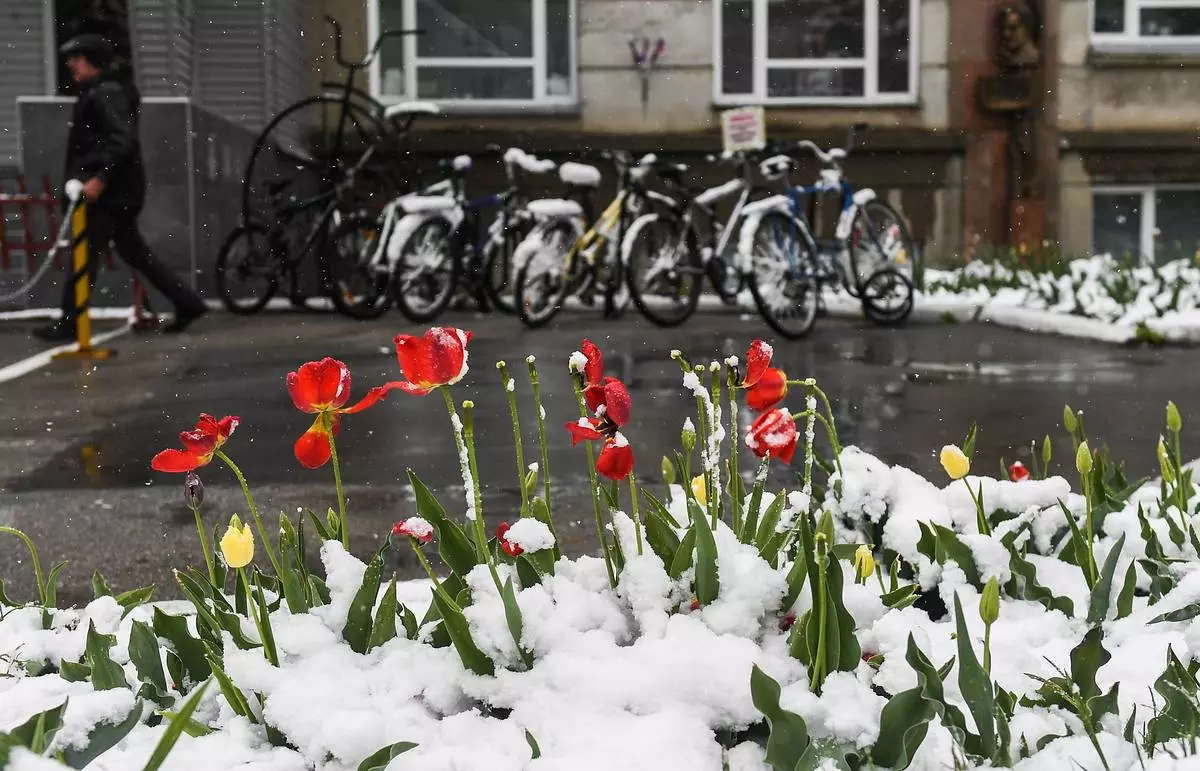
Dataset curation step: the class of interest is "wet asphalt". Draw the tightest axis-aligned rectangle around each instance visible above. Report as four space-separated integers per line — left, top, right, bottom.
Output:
1 308 1198 606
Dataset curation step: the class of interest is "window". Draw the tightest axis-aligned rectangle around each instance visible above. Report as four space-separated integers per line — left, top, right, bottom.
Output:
1092 186 1200 263
715 0 918 105
369 0 576 107
1092 0 1200 42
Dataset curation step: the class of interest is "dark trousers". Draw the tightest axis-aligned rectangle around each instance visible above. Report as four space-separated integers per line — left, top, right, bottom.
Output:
59 202 205 325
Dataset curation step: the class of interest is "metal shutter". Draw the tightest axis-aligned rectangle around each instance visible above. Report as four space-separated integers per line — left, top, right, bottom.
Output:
195 0 268 130
0 0 50 168
129 0 196 96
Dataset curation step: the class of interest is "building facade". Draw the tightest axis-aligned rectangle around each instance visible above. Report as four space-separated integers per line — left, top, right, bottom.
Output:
2 0 1199 265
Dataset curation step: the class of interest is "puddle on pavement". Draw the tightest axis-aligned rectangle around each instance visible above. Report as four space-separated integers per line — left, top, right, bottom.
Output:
903 361 1138 385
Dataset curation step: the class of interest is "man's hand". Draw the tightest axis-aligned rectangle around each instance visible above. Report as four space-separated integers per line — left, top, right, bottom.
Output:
82 177 104 203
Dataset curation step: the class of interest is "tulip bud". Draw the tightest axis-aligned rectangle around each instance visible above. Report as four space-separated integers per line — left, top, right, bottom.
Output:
853 545 875 582
814 531 828 558
220 514 254 569
681 418 696 454
691 475 708 507
523 464 539 497
1168 401 1183 433
1159 437 1176 484
1042 435 1052 472
661 456 676 485
979 576 1000 625
817 510 835 545
1063 405 1078 434
940 445 971 480
1076 440 1092 475
184 471 204 510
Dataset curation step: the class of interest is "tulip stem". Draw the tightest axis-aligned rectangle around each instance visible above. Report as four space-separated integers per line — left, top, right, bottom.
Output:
497 363 529 519
0 526 46 606
571 376 617 589
726 365 741 534
460 399 506 592
190 506 215 584
963 479 991 536
811 538 829 694
526 357 558 556
983 621 993 675
239 568 278 666
215 451 282 577
628 472 644 556
325 423 350 551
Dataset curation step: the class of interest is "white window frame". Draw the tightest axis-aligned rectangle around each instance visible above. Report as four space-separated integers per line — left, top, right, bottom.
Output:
367 0 578 109
1092 183 1200 264
713 0 920 107
1090 0 1200 50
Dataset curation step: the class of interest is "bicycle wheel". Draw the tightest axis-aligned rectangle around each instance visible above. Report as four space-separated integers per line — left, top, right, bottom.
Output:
392 217 460 322
482 218 533 315
625 212 703 327
515 218 580 328
323 214 392 320
215 223 279 315
241 95 388 227
849 200 917 285
747 211 820 340
861 268 915 326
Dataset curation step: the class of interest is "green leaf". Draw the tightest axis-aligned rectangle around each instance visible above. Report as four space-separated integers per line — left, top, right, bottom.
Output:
408 470 477 575
881 584 919 610
690 501 720 605
525 729 541 760
115 585 156 617
825 558 861 672
91 571 112 599
642 491 682 568
59 660 92 682
62 699 143 769
0 578 23 608
308 507 334 541
933 524 982 589
782 558 808 611
152 608 211 686
1087 533 1126 625
1006 548 1074 617
1115 563 1137 620
343 545 387 654
741 457 769 544
1058 500 1097 589
963 423 978 459
430 587 494 676
357 740 418 771
251 572 279 666
205 655 253 721
400 604 419 640
668 528 696 580
1070 627 1111 702
500 576 532 668
369 577 399 652
279 520 311 615
872 685 938 770
129 620 168 695
10 700 67 754
42 560 68 607
85 621 127 691
952 593 995 758
142 680 210 771
750 665 811 771
156 712 211 738
309 575 332 606
755 493 788 554
1150 602 1200 624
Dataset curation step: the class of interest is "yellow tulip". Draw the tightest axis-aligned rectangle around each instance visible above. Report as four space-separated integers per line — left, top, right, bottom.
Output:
691 475 707 507
220 514 254 569
940 445 970 480
854 545 875 582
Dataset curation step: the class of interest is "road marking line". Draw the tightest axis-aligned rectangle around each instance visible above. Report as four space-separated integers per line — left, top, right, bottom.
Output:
0 324 133 385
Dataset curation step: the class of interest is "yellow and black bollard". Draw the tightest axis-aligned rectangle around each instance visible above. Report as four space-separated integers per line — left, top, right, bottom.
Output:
53 198 115 361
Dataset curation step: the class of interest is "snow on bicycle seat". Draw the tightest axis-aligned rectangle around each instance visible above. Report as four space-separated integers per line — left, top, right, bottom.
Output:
398 194 458 213
559 162 602 189
384 101 440 119
527 198 584 218
504 148 556 174
759 154 795 180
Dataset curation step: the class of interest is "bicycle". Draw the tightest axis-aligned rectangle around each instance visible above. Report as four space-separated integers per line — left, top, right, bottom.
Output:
622 151 773 327
514 152 660 328
739 124 917 338
218 16 427 315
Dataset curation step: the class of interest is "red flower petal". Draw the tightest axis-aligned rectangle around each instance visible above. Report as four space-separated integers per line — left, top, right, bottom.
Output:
565 418 604 445
216 416 240 441
294 426 333 469
746 409 798 464
596 436 634 480
394 328 472 392
581 339 603 386
601 378 631 427
742 340 773 387
288 358 352 412
496 522 511 539
179 428 217 456
584 383 606 415
746 367 788 412
1009 461 1030 482
341 382 406 414
151 448 204 473
501 540 523 557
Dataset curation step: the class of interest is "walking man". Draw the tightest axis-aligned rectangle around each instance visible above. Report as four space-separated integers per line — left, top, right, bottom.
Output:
35 34 206 341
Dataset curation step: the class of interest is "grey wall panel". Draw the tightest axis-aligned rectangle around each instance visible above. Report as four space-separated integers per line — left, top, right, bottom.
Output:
0 1 51 168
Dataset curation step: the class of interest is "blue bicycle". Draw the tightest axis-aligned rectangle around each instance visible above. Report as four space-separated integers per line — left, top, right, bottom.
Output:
739 124 916 339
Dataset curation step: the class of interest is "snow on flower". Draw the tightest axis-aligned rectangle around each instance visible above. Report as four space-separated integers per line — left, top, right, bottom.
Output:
500 518 555 553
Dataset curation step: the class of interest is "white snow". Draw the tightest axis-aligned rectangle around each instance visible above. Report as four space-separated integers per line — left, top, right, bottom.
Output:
502 519 556 553
449 413 477 521
568 351 588 374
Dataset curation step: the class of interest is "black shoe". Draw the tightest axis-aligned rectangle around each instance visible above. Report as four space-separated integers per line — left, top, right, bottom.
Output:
33 322 77 342
163 306 206 334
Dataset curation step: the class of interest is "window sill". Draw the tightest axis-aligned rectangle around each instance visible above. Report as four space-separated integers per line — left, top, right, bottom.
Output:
375 98 581 117
712 97 921 110
1088 41 1200 68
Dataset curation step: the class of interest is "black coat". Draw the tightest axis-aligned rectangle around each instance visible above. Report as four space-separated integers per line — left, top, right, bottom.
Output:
65 72 145 209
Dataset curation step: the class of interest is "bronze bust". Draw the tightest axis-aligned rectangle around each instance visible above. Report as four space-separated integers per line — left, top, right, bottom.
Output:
997 3 1040 71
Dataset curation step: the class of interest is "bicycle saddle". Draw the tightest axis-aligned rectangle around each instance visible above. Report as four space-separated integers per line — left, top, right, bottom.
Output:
559 162 601 189
384 101 439 120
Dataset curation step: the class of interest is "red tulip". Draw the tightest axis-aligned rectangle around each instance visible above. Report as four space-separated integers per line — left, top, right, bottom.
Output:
1009 461 1030 482
780 612 797 632
745 408 798 464
745 367 788 412
391 518 433 544
496 522 523 557
152 414 239 473
287 358 403 469
742 340 774 388
393 327 473 395
565 361 635 481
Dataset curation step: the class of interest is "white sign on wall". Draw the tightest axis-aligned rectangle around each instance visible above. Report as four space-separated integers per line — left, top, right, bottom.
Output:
720 107 766 153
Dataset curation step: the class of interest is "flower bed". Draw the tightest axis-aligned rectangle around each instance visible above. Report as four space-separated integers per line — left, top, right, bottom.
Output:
3 330 1200 770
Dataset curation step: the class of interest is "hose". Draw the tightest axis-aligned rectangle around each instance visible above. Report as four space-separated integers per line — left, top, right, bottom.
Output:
0 183 84 305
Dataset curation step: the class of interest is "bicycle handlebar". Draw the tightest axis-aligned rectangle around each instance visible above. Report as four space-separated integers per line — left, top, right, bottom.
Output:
325 15 422 71
794 122 869 167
